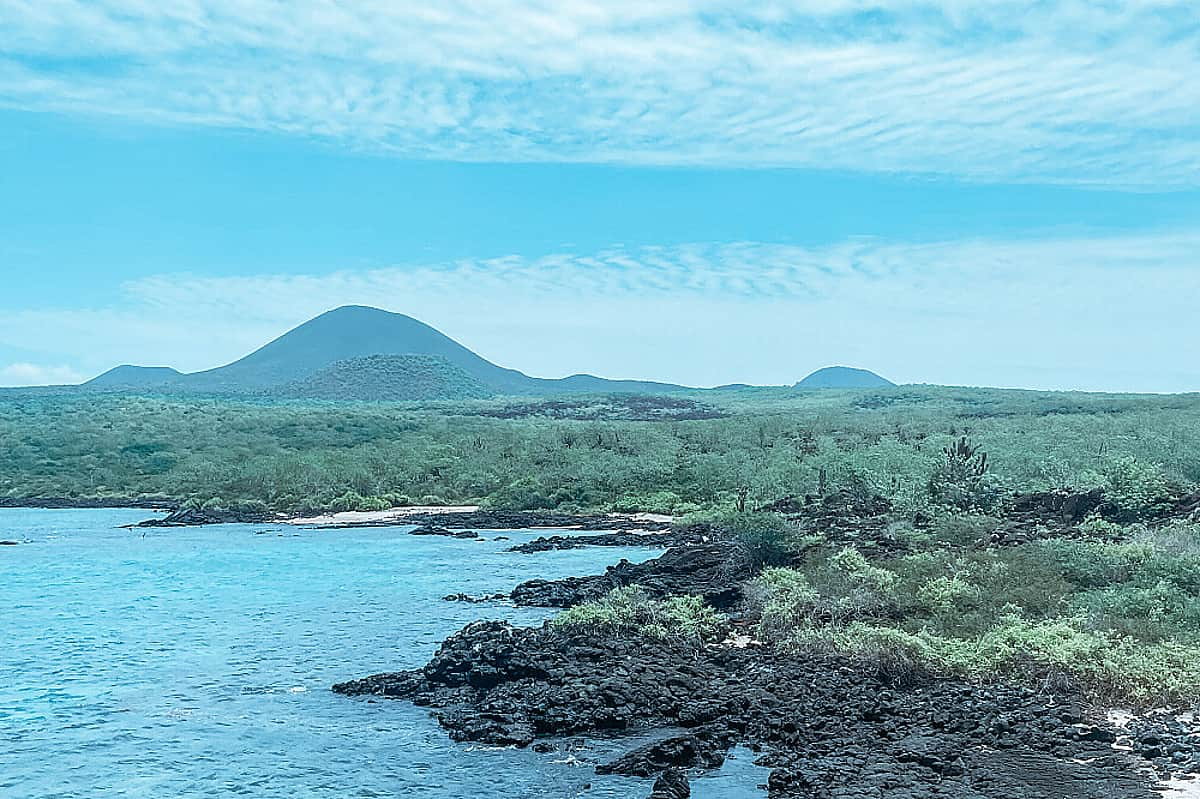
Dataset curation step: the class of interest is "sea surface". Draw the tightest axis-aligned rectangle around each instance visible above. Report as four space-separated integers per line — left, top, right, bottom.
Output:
0 509 768 798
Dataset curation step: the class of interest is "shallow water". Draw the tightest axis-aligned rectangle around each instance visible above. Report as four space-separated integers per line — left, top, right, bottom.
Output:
0 509 768 798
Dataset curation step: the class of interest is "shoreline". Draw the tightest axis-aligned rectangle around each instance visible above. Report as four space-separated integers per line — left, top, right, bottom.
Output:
132 504 675 532
332 508 1200 799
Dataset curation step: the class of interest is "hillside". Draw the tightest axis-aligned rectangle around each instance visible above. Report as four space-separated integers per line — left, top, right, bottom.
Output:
84 306 688 397
272 354 493 402
796 366 894 389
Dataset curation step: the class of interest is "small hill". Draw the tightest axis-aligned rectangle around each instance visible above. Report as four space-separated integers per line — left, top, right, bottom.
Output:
796 366 894 389
83 306 690 397
272 354 493 402
86 365 182 389
180 306 534 394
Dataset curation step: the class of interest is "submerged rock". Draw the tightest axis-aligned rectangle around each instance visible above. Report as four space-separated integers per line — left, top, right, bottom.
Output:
442 592 508 603
410 525 478 539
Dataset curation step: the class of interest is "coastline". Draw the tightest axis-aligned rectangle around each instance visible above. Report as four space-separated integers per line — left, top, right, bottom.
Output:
332 507 1200 799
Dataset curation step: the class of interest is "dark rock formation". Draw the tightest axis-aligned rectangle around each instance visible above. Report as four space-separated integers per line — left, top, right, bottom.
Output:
442 592 509 603
508 529 702 554
596 730 731 776
334 619 1173 798
649 768 690 799
509 543 749 609
410 525 479 539
135 506 273 527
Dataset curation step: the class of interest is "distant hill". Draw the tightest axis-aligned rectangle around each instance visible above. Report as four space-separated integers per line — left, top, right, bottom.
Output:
796 366 895 389
84 306 688 397
87 365 183 388
273 354 493 402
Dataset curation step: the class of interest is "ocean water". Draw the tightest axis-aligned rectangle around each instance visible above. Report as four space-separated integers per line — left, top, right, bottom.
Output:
0 509 768 798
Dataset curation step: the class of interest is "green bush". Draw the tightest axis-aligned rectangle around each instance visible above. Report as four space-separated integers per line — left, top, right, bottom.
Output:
551 586 728 643
1103 457 1174 521
676 509 799 567
752 567 820 640
484 477 555 510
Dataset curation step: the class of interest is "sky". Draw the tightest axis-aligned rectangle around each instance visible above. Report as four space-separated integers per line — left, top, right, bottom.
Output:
1 1 1198 392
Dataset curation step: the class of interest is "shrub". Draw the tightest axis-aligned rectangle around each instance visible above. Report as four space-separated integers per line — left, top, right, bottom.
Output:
930 513 1001 546
484 478 555 510
328 491 364 513
916 574 980 615
752 567 820 640
927 437 1007 512
1103 457 1174 521
1076 514 1127 540
356 495 391 512
753 548 899 632
676 510 799 567
551 586 728 643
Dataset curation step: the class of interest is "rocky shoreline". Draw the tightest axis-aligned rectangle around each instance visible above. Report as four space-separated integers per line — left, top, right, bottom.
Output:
333 496 1200 798
335 614 1192 798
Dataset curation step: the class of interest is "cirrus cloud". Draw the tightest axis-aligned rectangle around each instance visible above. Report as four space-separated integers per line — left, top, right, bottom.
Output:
0 1 1197 185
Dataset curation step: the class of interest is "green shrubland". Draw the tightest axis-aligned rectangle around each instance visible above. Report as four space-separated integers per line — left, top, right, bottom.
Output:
748 522 1200 707
2 385 1197 515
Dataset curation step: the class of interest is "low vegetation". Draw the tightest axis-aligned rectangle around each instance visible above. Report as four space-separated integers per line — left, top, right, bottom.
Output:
551 586 728 643
748 522 1200 707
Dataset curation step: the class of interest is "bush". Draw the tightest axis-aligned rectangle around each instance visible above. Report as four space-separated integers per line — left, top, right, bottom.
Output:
551 586 728 643
484 478 555 510
929 513 1001 546
752 548 899 633
356 495 391 512
1076 514 1127 540
752 567 820 640
916 574 980 615
926 437 1008 512
1103 457 1174 521
676 509 799 567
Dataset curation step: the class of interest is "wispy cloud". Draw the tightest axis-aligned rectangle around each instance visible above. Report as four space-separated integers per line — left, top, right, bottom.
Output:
0 230 1197 391
1 1 1196 185
0 362 86 387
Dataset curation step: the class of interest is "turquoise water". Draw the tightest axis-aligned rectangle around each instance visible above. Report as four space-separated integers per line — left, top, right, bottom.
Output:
0 509 767 798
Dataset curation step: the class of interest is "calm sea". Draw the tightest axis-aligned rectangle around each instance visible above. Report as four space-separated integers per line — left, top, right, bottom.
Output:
0 509 766 798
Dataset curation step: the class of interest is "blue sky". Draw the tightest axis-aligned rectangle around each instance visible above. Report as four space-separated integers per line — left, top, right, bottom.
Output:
1 1 1198 391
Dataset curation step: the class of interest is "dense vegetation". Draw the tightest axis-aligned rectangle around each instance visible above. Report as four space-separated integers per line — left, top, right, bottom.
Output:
5 383 1200 706
274 354 493 402
2 385 1197 514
